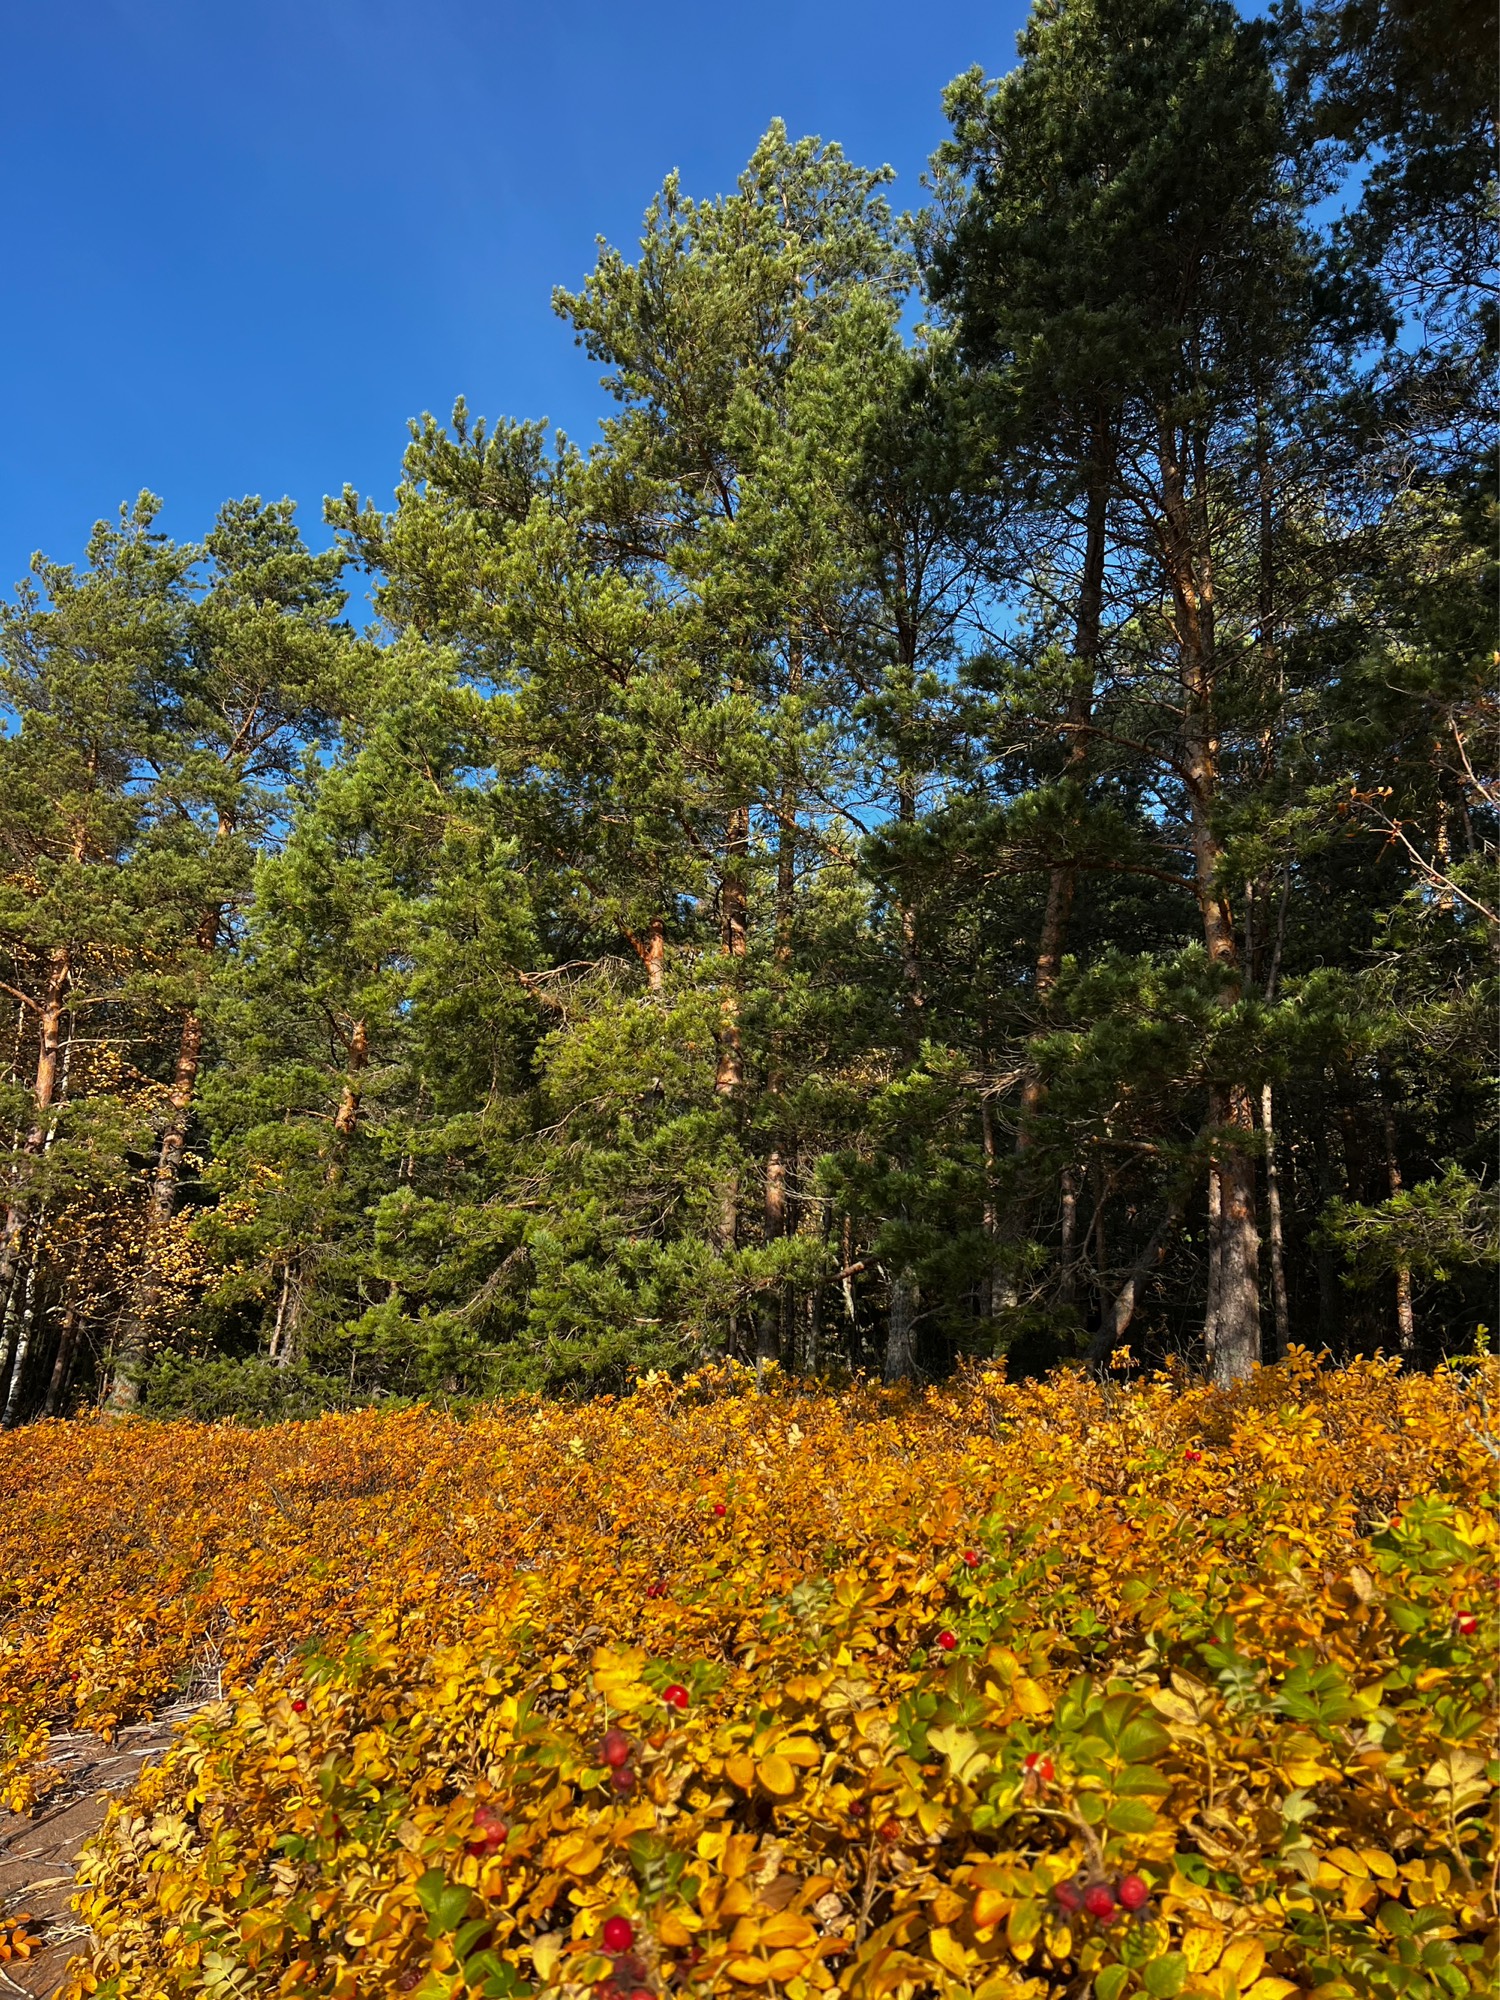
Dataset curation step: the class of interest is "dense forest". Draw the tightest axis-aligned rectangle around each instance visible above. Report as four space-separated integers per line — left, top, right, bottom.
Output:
0 0 1492 1423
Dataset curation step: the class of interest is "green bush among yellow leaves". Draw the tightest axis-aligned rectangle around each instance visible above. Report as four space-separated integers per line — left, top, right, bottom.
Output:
1 1352 1495 1999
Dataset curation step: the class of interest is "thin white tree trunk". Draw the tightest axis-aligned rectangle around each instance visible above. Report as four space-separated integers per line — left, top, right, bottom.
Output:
1261 1082 1291 1358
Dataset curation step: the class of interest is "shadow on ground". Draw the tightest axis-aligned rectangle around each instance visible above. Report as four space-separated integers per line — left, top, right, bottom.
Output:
0 1704 201 1999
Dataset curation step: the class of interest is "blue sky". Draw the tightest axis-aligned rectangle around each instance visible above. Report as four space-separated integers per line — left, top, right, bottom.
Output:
1 1 1028 595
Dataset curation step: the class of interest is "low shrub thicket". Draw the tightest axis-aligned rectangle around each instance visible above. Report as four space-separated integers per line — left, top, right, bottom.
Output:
1 1354 1494 1999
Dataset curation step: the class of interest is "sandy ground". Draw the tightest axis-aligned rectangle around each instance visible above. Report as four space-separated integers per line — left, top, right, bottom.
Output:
0 1704 201 1999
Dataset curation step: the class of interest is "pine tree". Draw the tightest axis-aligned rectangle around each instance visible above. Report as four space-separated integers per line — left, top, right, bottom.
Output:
0 497 195 1420
105 498 355 1409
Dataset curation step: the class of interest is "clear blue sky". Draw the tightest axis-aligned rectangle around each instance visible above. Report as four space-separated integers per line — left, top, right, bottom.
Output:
1 1 1028 594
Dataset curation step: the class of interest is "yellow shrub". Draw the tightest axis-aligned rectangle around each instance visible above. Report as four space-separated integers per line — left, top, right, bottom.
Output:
0 1352 1494 1998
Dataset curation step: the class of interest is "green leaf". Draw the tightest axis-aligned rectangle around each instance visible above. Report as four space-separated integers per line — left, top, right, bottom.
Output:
415 1869 474 1934
1114 1762 1172 1797
1116 1717 1171 1763
1106 1797 1160 1834
1095 1968 1132 2000
467 1952 534 1998
1140 1954 1187 1998
1007 1898 1043 1950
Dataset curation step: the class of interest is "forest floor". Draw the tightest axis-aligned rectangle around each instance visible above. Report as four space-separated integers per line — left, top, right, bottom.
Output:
0 1704 200 1999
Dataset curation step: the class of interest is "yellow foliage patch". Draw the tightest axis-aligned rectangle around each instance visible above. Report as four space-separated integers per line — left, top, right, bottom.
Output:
0 1351 1495 1997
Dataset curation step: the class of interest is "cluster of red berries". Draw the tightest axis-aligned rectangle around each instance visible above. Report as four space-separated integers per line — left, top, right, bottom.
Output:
1053 1871 1149 1922
1022 1750 1055 1784
1184 1448 1204 1464
597 1915 653 2000
601 1726 637 1794
465 1803 509 1859
599 1688 688 1797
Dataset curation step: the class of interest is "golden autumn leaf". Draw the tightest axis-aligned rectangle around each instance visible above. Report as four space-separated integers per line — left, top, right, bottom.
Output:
724 1954 775 1984
757 1753 797 1797
1180 1925 1225 1972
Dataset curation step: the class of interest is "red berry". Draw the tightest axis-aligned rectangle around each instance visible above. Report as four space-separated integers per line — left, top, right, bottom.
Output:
878 1818 901 1842
662 1683 689 1710
1053 1879 1082 1912
712 1502 726 1517
1023 1752 1055 1782
1456 1612 1479 1636
1117 1873 1149 1912
291 1698 307 1713
628 1990 653 2000
602 1916 635 1954
612 1767 636 1793
1184 1448 1203 1464
466 1805 508 1856
645 1581 662 1599
936 1630 957 1651
1082 1882 1116 1920
962 1549 981 1567
602 1727 631 1768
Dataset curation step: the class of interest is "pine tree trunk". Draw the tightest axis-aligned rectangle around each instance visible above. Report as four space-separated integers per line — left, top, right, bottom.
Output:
1158 415 1262 1382
1019 454 1108 1127
884 1269 916 1384
109 1003 208 1409
643 917 665 994
895 777 924 1016
626 917 667 991
1381 1104 1416 1354
981 1094 1003 1316
1013 445 1109 1304
146 904 219 1222
327 1018 371 1172
715 806 749 1336
1203 1155 1223 1360
0 1268 23 1415
0 946 69 1318
1210 1088 1262 1386
715 806 749 1098
759 705 800 1369
43 1305 80 1416
1059 1167 1079 1304
2 1262 41 1427
883 767 926 1383
108 865 224 1411
269 1263 302 1366
1261 1082 1291 1358
758 1145 787 1369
